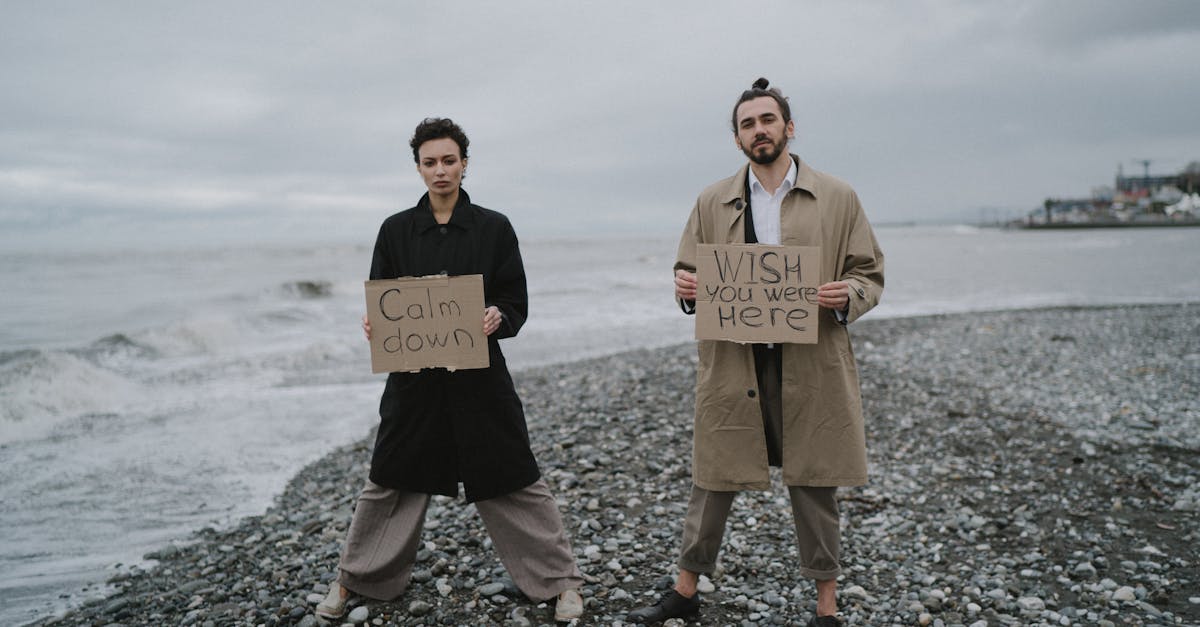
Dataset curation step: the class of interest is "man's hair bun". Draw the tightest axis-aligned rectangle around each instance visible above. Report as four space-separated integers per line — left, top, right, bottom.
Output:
731 77 791 131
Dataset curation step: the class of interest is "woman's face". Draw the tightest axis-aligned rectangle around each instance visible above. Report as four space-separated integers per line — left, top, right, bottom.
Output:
416 137 466 198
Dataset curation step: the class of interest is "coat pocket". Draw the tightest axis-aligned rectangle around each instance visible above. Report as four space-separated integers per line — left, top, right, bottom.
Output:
696 392 757 432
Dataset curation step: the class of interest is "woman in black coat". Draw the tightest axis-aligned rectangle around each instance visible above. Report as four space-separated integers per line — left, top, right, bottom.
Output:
316 118 584 623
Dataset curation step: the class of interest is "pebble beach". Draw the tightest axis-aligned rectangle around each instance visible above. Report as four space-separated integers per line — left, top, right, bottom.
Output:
40 304 1199 627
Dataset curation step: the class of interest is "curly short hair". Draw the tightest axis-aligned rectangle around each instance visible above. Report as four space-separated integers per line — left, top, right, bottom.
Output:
730 77 792 132
410 117 470 163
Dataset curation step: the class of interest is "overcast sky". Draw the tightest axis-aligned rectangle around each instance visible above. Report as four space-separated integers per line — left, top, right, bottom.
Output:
2 1 1198 242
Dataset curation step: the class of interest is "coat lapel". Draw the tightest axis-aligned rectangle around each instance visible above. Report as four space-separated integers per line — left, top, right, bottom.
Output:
721 163 751 244
780 156 821 248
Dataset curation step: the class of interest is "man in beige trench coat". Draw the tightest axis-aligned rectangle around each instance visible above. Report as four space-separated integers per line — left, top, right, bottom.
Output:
628 78 883 626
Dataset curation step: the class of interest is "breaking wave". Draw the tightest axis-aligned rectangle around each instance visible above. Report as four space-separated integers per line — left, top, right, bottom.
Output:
0 349 145 444
279 280 334 299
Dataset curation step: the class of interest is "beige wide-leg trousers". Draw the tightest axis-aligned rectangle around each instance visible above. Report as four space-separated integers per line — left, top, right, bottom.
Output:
337 478 583 602
678 343 842 580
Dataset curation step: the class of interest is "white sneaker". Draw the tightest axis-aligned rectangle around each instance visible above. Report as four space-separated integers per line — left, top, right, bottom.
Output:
315 583 348 619
554 588 584 622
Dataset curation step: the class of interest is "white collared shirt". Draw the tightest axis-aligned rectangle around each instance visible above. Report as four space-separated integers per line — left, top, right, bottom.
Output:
747 158 797 246
746 159 848 325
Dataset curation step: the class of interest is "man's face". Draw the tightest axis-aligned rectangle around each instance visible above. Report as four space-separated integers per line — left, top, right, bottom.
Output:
734 96 794 166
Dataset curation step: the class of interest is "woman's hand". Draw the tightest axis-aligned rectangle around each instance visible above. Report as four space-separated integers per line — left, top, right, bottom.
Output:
362 313 372 340
483 306 502 336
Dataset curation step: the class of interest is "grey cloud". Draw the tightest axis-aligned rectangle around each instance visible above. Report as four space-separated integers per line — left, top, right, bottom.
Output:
1 1 1198 234
1013 1 1200 47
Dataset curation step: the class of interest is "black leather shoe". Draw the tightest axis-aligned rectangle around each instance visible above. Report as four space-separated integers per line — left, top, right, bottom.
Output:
626 590 701 624
806 615 842 627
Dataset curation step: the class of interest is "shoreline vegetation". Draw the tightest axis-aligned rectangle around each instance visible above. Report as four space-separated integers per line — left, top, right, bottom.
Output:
39 304 1199 626
1016 219 1200 230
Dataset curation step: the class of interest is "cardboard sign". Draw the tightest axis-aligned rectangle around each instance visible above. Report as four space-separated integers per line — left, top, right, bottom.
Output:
364 274 489 373
695 244 821 344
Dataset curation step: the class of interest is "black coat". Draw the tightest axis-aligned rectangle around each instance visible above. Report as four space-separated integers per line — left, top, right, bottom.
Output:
367 190 539 502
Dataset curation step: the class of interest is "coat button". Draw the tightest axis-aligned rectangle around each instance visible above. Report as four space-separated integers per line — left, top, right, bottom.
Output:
439 226 448 234
747 389 756 398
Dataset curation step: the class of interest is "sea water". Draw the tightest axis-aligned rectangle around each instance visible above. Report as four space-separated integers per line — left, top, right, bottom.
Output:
2 220 1198 624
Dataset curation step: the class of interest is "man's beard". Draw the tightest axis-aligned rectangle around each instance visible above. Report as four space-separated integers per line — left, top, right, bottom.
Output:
743 134 788 165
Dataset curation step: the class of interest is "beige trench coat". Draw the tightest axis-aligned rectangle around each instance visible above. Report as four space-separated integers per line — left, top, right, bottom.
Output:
675 156 884 491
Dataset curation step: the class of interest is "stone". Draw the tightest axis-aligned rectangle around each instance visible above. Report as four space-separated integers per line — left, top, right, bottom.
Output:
408 600 432 617
102 598 129 614
177 580 209 595
479 582 505 596
1137 601 1162 617
347 605 370 623
1112 586 1136 602
696 574 715 594
843 585 870 601
1017 596 1045 611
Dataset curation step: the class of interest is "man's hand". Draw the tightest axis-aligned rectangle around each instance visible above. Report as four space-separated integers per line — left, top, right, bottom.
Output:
816 281 851 311
675 269 698 301
483 306 502 336
362 313 371 340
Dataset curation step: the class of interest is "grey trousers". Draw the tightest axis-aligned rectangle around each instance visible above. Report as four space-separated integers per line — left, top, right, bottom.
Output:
337 478 583 602
677 483 841 580
678 343 842 581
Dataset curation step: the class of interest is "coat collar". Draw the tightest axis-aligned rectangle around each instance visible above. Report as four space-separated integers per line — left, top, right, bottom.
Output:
413 188 476 233
719 154 817 209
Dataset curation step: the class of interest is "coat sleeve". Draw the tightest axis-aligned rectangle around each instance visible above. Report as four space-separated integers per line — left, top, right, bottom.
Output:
840 190 884 324
673 197 704 313
486 217 528 339
369 221 397 281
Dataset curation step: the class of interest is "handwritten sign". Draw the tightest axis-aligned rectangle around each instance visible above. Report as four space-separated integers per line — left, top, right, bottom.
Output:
364 274 488 373
695 244 821 343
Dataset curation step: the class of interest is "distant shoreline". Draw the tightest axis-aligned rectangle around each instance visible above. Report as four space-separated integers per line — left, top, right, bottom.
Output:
1017 219 1200 230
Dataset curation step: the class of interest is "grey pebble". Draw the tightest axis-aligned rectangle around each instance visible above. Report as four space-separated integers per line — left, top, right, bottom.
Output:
479 582 506 596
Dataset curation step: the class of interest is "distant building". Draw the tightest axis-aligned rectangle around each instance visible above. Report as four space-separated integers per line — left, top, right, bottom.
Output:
1030 161 1198 226
1115 164 1179 200
1165 193 1199 217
